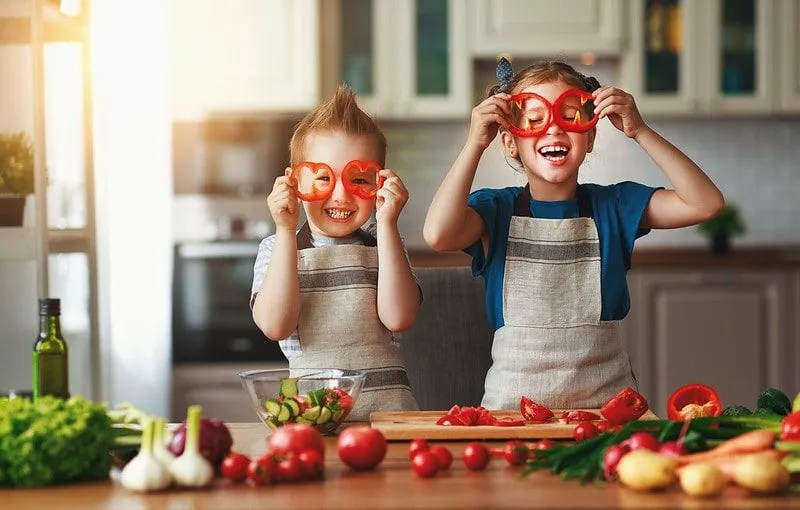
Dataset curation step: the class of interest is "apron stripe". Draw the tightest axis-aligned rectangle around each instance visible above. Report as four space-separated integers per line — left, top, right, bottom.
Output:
363 368 412 390
507 239 600 261
299 268 378 290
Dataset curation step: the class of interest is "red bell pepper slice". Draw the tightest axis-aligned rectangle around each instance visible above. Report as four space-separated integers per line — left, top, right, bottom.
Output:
552 89 598 133
342 160 384 200
506 88 598 138
436 414 459 426
289 162 335 201
476 408 497 426
494 417 526 427
558 410 600 424
458 407 479 426
600 387 650 425
667 383 723 421
520 396 554 422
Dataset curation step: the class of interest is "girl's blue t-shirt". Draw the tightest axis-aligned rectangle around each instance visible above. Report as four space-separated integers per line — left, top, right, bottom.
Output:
465 182 659 329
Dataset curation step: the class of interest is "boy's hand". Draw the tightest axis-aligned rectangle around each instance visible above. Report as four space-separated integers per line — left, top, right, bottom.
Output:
592 86 648 139
375 169 407 226
467 93 511 151
267 169 300 231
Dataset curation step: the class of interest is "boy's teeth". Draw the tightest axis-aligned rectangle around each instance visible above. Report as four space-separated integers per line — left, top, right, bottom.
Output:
326 209 353 220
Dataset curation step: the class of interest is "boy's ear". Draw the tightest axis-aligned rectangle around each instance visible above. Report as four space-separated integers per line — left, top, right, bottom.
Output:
499 130 518 158
586 128 596 153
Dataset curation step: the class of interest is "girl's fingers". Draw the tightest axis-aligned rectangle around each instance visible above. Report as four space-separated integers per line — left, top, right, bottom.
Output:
486 96 510 114
593 96 629 114
597 104 624 119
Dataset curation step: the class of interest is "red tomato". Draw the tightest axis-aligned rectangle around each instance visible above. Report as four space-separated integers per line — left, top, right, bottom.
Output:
408 438 430 460
503 440 529 466
267 423 325 458
411 451 439 478
627 432 660 452
595 420 622 434
534 439 554 450
520 396 554 422
247 454 278 485
337 426 388 471
339 394 354 412
429 445 453 470
297 449 325 480
781 411 800 441
573 421 600 442
462 442 490 471
221 452 251 482
277 455 306 483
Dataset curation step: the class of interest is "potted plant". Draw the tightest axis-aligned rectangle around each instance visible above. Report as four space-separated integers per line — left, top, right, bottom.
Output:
697 203 746 255
0 131 35 227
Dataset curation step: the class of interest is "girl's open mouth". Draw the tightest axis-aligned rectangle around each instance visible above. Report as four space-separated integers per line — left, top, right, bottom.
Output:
538 145 570 162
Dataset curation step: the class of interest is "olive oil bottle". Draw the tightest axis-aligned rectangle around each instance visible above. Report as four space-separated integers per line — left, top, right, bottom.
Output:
32 298 69 400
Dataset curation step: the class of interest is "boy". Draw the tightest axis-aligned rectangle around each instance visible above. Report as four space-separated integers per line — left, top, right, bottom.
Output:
251 86 420 420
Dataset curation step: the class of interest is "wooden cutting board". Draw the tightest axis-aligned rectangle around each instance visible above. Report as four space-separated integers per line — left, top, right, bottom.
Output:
369 409 660 440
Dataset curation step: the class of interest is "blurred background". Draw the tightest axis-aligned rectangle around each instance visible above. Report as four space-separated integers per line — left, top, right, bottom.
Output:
1 0 798 420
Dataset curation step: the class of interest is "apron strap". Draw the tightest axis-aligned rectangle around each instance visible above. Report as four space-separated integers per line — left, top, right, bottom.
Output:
296 222 377 249
512 185 594 219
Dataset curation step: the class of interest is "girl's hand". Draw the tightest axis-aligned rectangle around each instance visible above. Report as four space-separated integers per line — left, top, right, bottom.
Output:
593 87 648 139
267 169 301 231
375 169 408 226
467 94 511 150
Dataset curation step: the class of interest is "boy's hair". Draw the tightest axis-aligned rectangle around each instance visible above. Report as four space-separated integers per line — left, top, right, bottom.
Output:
290 84 387 167
486 60 601 98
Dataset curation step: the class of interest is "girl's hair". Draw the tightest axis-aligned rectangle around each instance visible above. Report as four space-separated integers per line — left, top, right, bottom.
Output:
290 84 387 167
486 60 601 98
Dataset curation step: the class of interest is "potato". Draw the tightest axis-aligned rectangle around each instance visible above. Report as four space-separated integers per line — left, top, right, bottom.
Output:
617 450 677 491
732 453 790 494
679 463 727 498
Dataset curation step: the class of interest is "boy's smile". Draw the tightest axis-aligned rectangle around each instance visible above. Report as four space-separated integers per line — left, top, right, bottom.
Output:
301 131 380 238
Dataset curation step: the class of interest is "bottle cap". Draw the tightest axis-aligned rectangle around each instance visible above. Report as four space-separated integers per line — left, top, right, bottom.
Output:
38 298 61 316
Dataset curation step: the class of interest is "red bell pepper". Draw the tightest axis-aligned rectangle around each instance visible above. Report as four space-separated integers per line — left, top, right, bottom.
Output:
342 160 383 200
520 396 554 422
558 410 600 424
781 411 800 441
600 387 650 425
667 383 723 421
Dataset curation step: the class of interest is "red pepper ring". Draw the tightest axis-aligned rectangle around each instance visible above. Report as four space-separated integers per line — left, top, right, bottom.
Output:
289 161 335 202
552 88 598 133
341 160 385 200
506 88 598 138
507 91 552 138
667 383 723 421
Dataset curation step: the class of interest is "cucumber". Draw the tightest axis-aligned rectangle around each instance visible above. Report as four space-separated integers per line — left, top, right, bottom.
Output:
302 405 322 421
331 408 345 423
277 404 292 422
284 398 300 417
264 399 283 417
264 417 279 430
316 406 332 425
280 377 298 399
296 416 314 425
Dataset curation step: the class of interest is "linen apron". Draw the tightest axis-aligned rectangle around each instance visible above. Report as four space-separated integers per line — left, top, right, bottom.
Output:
291 223 418 421
481 186 635 410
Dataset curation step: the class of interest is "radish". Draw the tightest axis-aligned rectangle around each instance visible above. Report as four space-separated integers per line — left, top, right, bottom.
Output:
658 441 687 457
627 432 660 452
603 443 631 480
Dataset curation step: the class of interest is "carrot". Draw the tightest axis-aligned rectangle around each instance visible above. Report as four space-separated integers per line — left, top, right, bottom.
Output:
677 450 787 481
674 430 776 466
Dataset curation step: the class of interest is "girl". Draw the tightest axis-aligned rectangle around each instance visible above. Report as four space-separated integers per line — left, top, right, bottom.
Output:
423 59 724 410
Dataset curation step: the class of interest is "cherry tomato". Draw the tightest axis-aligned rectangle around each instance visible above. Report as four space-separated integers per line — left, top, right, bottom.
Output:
503 440 529 466
277 455 305 483
297 448 325 480
534 439 555 450
573 421 600 442
246 454 278 485
337 426 388 471
411 451 439 478
408 438 430 460
462 442 490 471
429 445 453 470
781 411 800 441
627 431 660 452
221 452 251 482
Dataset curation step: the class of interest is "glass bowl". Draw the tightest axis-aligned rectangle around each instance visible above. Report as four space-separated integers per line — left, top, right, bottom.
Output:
239 368 366 435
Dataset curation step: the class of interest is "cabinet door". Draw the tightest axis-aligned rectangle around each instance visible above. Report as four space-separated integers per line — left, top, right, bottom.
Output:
470 0 625 57
170 0 319 119
620 0 703 116
701 0 776 114
627 270 794 417
779 0 800 112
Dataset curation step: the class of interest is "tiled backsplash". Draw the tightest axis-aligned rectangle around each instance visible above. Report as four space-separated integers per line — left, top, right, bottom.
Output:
384 117 800 250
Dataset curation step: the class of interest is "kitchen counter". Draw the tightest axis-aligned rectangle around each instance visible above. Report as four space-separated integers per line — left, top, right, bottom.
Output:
3 423 798 509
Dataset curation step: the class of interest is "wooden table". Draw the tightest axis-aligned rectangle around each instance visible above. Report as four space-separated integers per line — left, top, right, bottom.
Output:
3 423 799 509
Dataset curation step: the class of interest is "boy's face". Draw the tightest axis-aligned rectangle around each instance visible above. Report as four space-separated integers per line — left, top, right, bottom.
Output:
301 130 380 238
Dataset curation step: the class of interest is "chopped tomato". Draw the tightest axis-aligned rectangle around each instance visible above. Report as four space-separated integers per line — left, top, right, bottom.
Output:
520 396 554 422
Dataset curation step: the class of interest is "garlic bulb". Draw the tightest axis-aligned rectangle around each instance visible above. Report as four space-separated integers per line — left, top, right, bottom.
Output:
120 419 172 492
169 405 214 488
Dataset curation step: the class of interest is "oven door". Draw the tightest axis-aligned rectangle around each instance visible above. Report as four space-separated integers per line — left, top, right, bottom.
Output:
172 241 286 364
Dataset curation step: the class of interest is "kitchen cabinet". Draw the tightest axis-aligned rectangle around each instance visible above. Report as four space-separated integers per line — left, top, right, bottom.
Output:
321 0 471 119
170 0 319 119
779 0 800 112
620 0 779 116
172 363 287 422
468 0 626 58
621 268 799 417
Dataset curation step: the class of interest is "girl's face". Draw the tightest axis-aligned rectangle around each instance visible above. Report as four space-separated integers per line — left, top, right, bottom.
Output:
300 130 379 238
501 80 595 193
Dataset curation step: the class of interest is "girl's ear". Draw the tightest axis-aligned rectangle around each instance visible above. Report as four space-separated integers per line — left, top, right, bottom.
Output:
586 128 596 153
500 129 518 158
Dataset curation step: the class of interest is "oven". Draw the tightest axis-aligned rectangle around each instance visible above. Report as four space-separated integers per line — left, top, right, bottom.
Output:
172 240 287 364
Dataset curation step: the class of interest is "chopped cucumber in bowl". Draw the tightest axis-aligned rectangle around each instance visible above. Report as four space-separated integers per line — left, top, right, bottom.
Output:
239 368 366 435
